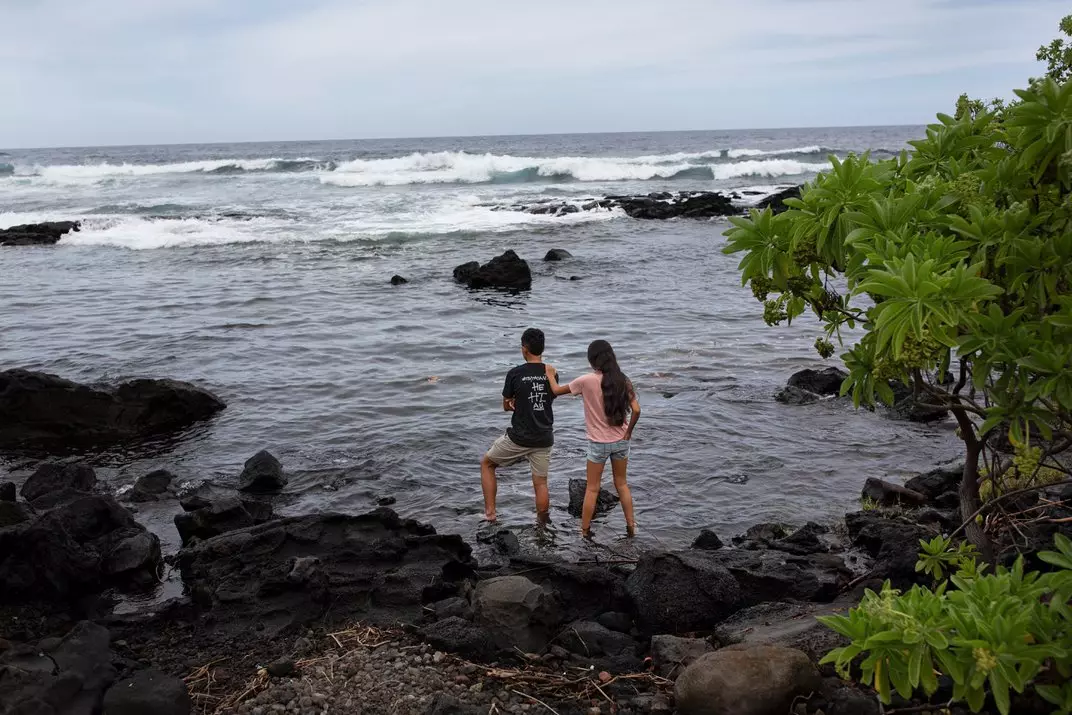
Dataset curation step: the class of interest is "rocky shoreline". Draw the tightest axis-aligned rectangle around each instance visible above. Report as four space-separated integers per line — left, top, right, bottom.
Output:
2 367 1069 715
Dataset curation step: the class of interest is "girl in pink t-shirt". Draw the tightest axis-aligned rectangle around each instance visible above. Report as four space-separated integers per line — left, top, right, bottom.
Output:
546 340 641 538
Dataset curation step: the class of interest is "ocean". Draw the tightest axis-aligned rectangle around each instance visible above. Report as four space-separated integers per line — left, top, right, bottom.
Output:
0 127 961 558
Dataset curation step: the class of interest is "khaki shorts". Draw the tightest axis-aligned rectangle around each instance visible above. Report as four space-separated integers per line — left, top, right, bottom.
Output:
485 434 551 478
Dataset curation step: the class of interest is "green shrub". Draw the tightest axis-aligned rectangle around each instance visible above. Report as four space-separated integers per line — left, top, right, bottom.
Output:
818 534 1072 714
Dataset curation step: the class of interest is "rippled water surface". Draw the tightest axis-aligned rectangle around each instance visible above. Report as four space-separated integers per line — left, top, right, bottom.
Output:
0 128 962 556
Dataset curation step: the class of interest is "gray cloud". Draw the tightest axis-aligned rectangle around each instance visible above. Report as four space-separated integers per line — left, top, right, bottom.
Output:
0 0 1065 147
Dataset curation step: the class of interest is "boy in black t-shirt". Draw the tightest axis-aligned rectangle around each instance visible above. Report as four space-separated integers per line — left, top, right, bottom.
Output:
481 327 558 523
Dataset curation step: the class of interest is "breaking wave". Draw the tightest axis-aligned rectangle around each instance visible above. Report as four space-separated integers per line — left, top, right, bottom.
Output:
1 148 834 186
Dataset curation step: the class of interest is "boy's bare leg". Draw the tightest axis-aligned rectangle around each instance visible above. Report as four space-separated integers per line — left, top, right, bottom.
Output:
611 458 636 536
581 460 605 536
480 454 498 522
532 473 550 524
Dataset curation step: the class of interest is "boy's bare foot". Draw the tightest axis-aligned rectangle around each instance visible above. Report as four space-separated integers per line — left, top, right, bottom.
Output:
580 527 593 540
626 522 638 538
483 513 497 523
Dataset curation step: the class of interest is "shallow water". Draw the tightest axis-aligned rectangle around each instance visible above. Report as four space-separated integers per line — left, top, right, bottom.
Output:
0 128 962 562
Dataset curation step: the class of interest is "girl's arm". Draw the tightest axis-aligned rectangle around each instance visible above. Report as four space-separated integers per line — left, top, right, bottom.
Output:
625 385 641 440
544 364 572 396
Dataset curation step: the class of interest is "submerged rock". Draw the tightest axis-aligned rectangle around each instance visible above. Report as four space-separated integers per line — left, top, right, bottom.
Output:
543 249 572 261
0 369 226 453
390 275 409 285
613 191 735 220
786 367 847 397
453 250 532 291
0 220 81 247
128 469 175 503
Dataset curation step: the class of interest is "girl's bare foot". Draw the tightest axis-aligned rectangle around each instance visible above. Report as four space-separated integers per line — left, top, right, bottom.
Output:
484 513 497 523
626 522 638 538
581 527 593 540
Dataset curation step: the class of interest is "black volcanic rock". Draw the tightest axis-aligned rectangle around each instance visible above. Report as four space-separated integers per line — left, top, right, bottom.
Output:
453 250 532 291
0 369 225 453
756 186 803 214
0 220 81 247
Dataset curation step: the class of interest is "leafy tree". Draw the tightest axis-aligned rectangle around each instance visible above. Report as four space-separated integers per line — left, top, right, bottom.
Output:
723 33 1072 555
1037 14 1072 84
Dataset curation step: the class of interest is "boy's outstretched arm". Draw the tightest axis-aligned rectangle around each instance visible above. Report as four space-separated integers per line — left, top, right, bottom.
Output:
544 364 571 396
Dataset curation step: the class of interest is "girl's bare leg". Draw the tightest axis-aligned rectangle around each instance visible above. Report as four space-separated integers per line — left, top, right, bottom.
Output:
611 457 636 536
581 460 605 536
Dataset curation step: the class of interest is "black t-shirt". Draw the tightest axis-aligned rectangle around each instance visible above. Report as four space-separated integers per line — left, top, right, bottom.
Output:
502 362 557 448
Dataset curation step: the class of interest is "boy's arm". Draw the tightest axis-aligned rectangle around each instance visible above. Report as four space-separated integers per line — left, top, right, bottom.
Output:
503 372 516 411
544 364 572 396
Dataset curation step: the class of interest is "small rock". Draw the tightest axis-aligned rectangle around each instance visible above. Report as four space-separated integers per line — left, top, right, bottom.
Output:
595 612 632 634
267 657 296 677
786 367 847 397
390 275 409 285
0 481 16 501
544 249 573 262
775 386 821 405
650 635 714 678
129 469 176 502
376 495 397 506
238 450 287 493
433 651 446 664
691 530 724 550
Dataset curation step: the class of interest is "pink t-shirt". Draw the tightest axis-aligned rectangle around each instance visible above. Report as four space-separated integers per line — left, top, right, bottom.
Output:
569 372 631 443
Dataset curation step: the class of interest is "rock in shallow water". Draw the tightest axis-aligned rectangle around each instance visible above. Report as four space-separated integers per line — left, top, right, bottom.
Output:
0 220 81 247
566 478 619 518
20 462 97 502
453 250 532 291
237 450 286 493
543 249 572 261
0 369 225 453
128 469 175 502
786 367 847 397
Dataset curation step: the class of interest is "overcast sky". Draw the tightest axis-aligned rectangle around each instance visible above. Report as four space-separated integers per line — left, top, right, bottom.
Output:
1 0 1066 148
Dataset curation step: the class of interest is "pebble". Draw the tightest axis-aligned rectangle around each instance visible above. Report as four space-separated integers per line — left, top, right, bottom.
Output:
433 651 446 664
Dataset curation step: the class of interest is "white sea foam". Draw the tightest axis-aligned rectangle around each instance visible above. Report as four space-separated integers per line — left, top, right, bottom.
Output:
9 158 328 184
323 151 826 186
726 145 823 159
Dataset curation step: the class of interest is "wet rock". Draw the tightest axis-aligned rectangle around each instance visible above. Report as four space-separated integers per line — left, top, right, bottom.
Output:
0 369 225 452
755 186 802 214
0 220 81 247
775 385 821 405
904 466 962 502
650 635 714 678
0 493 162 601
544 249 572 261
473 575 557 653
420 616 497 662
691 530 724 551
567 478 620 518
376 495 397 506
862 478 928 508
0 500 30 527
174 497 256 546
615 192 735 220
0 481 15 501
237 450 286 493
390 275 409 285
674 645 821 715
453 250 532 291
102 668 191 715
772 522 830 556
426 596 472 621
556 620 636 658
626 552 742 635
177 508 474 632
20 462 97 502
128 469 175 503
476 523 520 556
786 367 847 397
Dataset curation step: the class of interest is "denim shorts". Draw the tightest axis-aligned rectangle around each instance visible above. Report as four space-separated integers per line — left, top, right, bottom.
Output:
587 439 630 465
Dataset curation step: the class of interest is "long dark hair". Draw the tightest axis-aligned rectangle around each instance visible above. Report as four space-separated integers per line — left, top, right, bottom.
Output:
587 340 631 426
